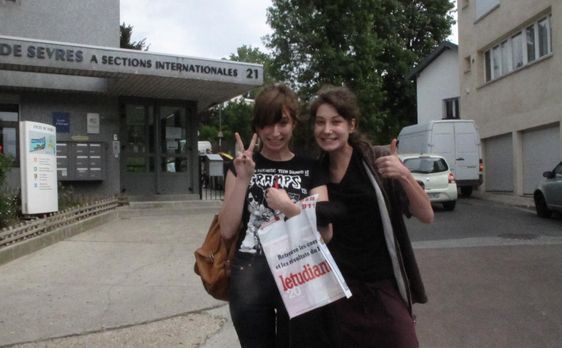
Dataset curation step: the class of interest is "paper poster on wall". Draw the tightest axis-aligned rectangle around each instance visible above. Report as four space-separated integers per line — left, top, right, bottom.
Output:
19 121 58 214
87 113 100 134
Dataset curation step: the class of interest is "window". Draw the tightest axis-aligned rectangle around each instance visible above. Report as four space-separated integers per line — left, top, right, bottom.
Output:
500 40 511 75
403 157 449 174
443 98 460 119
0 104 19 165
492 45 501 79
526 25 536 63
484 15 552 83
511 33 523 69
485 51 491 81
538 18 550 57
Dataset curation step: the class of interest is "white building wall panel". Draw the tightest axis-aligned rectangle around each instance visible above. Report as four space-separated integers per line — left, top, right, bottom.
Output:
522 125 561 194
416 50 460 124
485 134 513 191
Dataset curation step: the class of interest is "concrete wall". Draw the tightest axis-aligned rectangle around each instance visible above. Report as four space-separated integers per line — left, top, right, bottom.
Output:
0 0 119 47
416 49 460 124
459 0 562 194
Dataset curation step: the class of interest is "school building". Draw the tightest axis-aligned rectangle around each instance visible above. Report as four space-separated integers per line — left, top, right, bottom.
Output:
0 0 262 199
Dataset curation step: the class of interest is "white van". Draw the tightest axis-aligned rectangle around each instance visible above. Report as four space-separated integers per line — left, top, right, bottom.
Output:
398 119 483 197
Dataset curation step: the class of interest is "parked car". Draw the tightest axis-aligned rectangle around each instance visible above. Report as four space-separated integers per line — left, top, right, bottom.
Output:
398 119 482 197
533 161 562 218
400 154 458 211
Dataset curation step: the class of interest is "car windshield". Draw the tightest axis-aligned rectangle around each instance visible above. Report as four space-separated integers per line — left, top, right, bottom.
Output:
403 157 449 174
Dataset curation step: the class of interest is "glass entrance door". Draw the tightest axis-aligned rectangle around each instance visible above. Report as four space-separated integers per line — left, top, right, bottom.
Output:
120 101 193 196
156 105 191 194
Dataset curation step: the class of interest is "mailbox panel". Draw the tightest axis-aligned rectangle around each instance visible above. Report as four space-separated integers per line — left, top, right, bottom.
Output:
56 142 105 181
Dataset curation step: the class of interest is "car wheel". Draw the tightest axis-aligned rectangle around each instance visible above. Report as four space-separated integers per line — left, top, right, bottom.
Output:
534 192 551 218
443 201 456 211
460 186 473 197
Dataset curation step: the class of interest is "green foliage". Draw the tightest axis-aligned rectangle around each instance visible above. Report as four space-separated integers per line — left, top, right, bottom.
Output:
120 23 149 50
201 100 254 155
0 189 19 228
57 182 81 210
0 153 13 185
265 0 455 143
201 45 276 151
0 154 84 227
0 154 17 227
227 45 277 99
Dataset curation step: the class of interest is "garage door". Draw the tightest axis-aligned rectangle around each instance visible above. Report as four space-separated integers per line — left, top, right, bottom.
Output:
485 134 513 192
522 125 561 194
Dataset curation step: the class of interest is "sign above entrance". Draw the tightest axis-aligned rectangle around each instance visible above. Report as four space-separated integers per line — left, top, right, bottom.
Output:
0 36 263 86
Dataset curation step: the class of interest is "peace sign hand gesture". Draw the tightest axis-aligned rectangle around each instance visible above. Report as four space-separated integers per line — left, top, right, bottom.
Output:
233 132 258 181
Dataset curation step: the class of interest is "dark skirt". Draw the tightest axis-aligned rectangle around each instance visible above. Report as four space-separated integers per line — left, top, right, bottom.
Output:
333 278 419 348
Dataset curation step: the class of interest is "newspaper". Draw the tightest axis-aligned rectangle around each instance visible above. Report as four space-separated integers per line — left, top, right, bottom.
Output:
258 195 352 318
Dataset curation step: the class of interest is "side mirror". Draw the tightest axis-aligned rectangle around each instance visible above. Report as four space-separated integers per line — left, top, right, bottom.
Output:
543 171 555 179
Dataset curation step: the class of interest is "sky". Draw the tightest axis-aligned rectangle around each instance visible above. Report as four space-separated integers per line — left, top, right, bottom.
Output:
120 0 458 60
120 0 274 59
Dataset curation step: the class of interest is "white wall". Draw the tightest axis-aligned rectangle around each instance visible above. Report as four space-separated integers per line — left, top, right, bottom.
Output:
416 49 460 124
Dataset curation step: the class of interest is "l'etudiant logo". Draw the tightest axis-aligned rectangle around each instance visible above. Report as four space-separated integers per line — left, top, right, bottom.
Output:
278 261 333 291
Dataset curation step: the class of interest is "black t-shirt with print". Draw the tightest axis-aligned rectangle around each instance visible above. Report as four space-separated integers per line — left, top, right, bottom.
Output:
228 152 327 252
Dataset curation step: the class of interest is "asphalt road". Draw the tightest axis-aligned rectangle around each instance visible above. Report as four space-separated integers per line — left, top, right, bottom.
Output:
1 197 561 348
407 196 562 242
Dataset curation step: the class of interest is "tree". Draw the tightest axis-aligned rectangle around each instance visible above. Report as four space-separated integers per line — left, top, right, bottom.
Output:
200 99 254 155
199 46 275 154
265 0 455 143
227 45 276 98
120 23 149 50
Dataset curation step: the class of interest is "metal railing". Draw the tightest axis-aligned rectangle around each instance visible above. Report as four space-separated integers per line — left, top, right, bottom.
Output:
200 175 225 200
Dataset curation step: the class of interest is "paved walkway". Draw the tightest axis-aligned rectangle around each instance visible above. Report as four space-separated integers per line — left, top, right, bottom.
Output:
1 192 561 348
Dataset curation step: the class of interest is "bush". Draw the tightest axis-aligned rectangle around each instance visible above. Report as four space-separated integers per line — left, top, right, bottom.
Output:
0 153 13 185
0 190 19 228
0 154 93 227
0 154 17 227
58 182 81 210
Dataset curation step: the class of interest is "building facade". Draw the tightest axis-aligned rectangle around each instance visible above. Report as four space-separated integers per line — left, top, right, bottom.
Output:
458 0 561 195
0 0 263 199
409 41 461 124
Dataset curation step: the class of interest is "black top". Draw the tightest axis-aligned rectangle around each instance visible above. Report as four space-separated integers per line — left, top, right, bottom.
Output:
228 152 327 252
326 149 394 282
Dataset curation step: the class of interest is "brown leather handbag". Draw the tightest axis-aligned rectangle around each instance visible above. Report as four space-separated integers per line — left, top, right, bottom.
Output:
194 214 238 301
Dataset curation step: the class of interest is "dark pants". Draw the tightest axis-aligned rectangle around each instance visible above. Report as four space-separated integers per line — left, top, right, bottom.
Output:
333 278 419 348
229 251 290 348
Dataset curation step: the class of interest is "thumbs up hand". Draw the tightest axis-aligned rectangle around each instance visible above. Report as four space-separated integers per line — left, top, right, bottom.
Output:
374 138 409 179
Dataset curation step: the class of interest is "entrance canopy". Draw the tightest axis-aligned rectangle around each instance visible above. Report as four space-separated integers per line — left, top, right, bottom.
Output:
0 36 263 111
